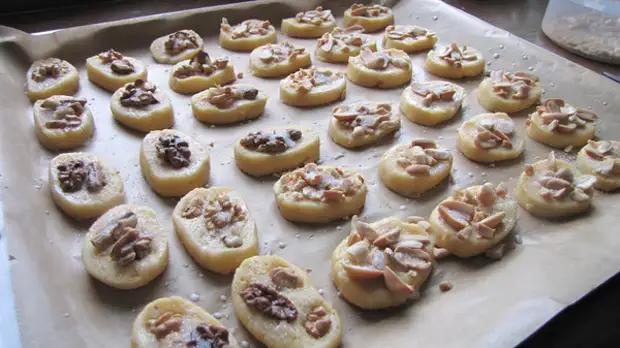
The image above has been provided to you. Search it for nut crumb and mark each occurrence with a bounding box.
[439,281,453,292]
[564,145,573,152]
[237,72,244,79]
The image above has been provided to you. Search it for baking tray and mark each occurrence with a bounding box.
[1,0,620,347]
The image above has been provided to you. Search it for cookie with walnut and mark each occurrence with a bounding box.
[132,296,239,348]
[457,113,524,163]
[169,51,236,94]
[526,98,596,148]
[110,79,174,132]
[331,216,435,309]
[280,68,346,107]
[49,152,124,220]
[478,70,542,113]
[347,48,412,89]
[232,255,342,348]
[281,6,336,38]
[315,25,376,64]
[86,49,147,92]
[140,130,210,197]
[429,183,518,257]
[191,84,267,124]
[273,163,367,223]
[577,140,620,191]
[400,81,466,126]
[150,30,204,64]
[383,25,437,53]
[328,102,400,149]
[344,3,394,33]
[250,42,311,78]
[424,43,485,79]
[219,18,277,52]
[81,204,168,290]
[33,95,94,150]
[26,58,79,101]
[172,187,259,274]
[234,126,320,177]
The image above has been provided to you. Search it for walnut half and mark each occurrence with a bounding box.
[187,323,230,348]
[304,306,331,339]
[90,211,153,266]
[120,79,159,107]
[240,129,302,153]
[41,97,87,130]
[240,281,298,322]
[156,134,191,169]
[57,159,107,193]
[31,58,66,82]
[165,30,199,55]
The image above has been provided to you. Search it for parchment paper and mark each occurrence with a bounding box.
[1,1,620,347]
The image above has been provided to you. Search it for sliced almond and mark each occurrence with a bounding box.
[571,189,591,203]
[383,266,415,296]
[373,228,401,248]
[575,108,597,122]
[394,239,424,250]
[556,123,577,133]
[474,222,495,239]
[477,183,496,207]
[433,247,450,259]
[332,107,358,121]
[574,175,597,191]
[343,262,383,280]
[456,225,474,240]
[554,167,574,182]
[440,200,475,215]
[389,249,432,271]
[352,215,378,242]
[371,248,386,270]
[438,205,469,231]
[543,177,572,190]
[406,164,431,176]
[547,152,557,172]
[405,216,425,223]
[478,212,505,229]
[345,240,371,264]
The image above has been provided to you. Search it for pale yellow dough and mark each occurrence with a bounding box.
[527,98,596,148]
[140,130,210,197]
[81,204,168,290]
[86,50,148,92]
[379,139,453,197]
[273,163,368,223]
[457,112,525,163]
[424,43,485,79]
[26,58,79,101]
[280,68,346,107]
[131,296,239,348]
[110,80,174,132]
[516,152,596,217]
[347,48,412,89]
[33,95,95,150]
[430,183,518,257]
[219,18,277,52]
[172,187,259,274]
[343,4,394,33]
[169,52,236,94]
[191,84,267,124]
[399,81,466,126]
[577,140,620,191]
[315,25,377,64]
[281,7,336,38]
[150,30,204,64]
[232,255,342,348]
[234,126,320,177]
[328,101,401,149]
[249,42,311,78]
[49,152,124,220]
[478,70,542,113]
[383,25,437,53]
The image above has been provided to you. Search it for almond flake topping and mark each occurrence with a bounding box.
[385,25,435,41]
[410,82,458,107]
[332,103,396,137]
[584,140,620,177]
[317,25,369,52]
[258,42,306,64]
[529,152,596,202]
[438,43,478,67]
[295,6,333,25]
[474,116,516,150]
[396,139,452,177]
[359,48,410,70]
[349,3,390,17]
[221,18,272,39]
[531,98,596,134]
[489,70,539,100]
[287,68,341,93]
[280,163,364,203]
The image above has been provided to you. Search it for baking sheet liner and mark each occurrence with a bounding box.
[1,0,619,347]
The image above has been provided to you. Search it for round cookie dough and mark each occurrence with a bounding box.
[315,25,377,64]
[577,140,620,191]
[424,43,485,79]
[110,79,174,132]
[526,98,596,148]
[457,112,525,163]
[249,41,311,78]
[86,49,148,92]
[347,48,412,89]
[478,70,542,113]
[280,68,346,107]
[169,51,236,94]
[400,81,466,126]
[26,58,79,101]
[191,84,267,124]
[281,6,336,38]
[328,101,400,149]
[343,3,394,33]
[33,95,94,150]
[150,30,204,64]
[219,18,277,52]
[383,25,437,53]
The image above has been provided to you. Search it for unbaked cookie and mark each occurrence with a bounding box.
[331,216,435,309]
[169,52,236,94]
[150,30,204,64]
[516,152,596,217]
[249,42,311,78]
[526,98,596,148]
[219,18,276,52]
[110,79,174,132]
[383,25,437,53]
[82,204,168,290]
[478,70,542,113]
[400,81,466,126]
[343,3,394,33]
[379,139,453,197]
[273,163,367,223]
[328,102,400,149]
[49,152,124,220]
[33,96,94,150]
[26,58,79,101]
[172,187,259,274]
[424,43,485,79]
[281,6,336,38]
[315,25,376,64]
[347,48,412,88]
[191,84,267,124]
[457,112,524,163]
[429,183,517,257]
[140,130,210,197]
[86,49,147,92]
[131,296,239,348]
[577,140,620,191]
[232,255,342,348]
[234,126,320,176]
[280,68,346,107]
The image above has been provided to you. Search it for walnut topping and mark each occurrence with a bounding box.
[156,135,191,169]
[240,129,302,154]
[97,49,135,75]
[288,68,340,93]
[438,43,478,67]
[148,312,184,339]
[206,85,259,109]
[279,163,364,202]
[187,324,230,348]
[474,117,516,150]
[530,152,596,202]
[120,79,159,107]
[395,139,452,177]
[489,70,538,100]
[271,267,302,289]
[349,3,390,17]
[240,281,298,322]
[584,140,620,176]
[359,48,410,70]
[332,103,396,137]
[182,197,204,219]
[531,98,596,134]
[204,193,246,230]
[318,25,368,53]
[40,97,87,130]
[295,6,333,25]
[164,30,199,55]
[221,18,272,39]
[57,159,107,193]
[304,306,331,339]
[31,58,67,82]
[258,42,306,64]
[173,51,229,79]
[90,211,152,266]
[385,25,434,41]
[410,82,457,107]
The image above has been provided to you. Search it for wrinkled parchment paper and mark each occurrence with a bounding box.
[1,1,620,347]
